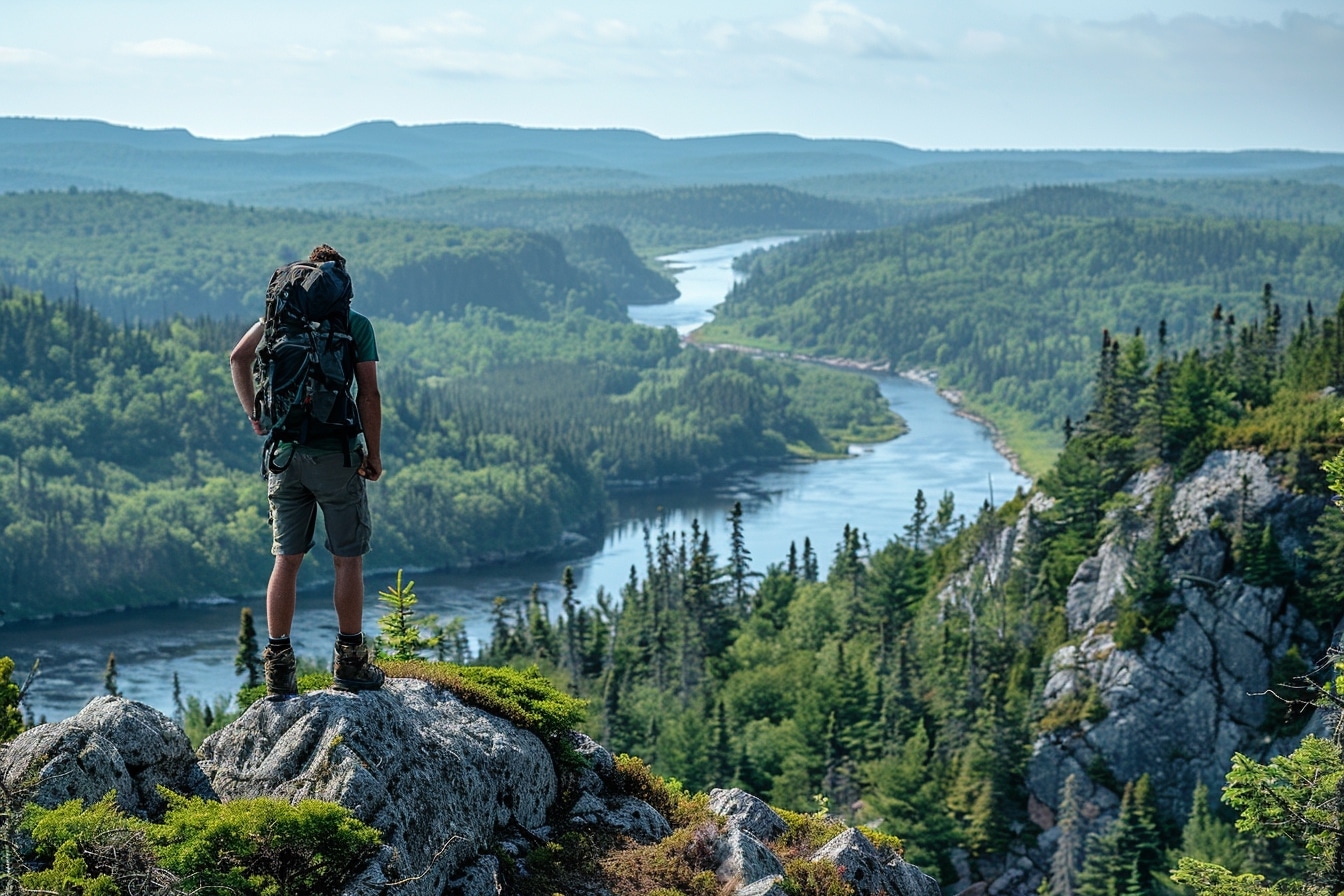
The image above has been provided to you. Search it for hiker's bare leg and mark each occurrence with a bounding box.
[333,554,365,634]
[267,554,304,639]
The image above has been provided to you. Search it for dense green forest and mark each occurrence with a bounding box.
[365,184,913,255]
[0,287,899,622]
[1109,179,1344,226]
[701,185,1344,474]
[553,225,680,304]
[478,278,1344,889]
[0,190,677,321]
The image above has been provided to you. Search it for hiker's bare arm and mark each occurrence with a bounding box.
[230,322,265,435]
[354,360,382,481]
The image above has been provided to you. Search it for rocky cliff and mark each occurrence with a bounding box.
[944,450,1331,894]
[2,681,942,896]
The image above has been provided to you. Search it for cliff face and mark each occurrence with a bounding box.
[2,683,942,896]
[977,450,1330,893]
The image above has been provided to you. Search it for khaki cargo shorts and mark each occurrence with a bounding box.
[267,448,372,557]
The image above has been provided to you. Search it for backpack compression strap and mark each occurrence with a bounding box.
[261,433,293,476]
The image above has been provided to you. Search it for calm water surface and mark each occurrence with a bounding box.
[3,237,1028,722]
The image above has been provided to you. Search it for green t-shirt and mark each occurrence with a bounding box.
[286,310,378,456]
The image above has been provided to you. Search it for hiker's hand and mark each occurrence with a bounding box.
[359,453,382,481]
[249,416,265,435]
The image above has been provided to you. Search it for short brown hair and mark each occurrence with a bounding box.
[309,244,345,268]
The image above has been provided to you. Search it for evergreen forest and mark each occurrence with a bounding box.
[0,283,898,622]
[478,280,1344,891]
[701,185,1344,474]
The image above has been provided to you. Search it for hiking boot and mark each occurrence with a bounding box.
[263,644,297,700]
[332,637,385,692]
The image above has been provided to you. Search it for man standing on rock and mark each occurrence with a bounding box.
[229,244,385,699]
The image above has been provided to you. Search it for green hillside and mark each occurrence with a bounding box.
[699,186,1344,474]
[1109,178,1344,225]
[0,190,632,322]
[365,183,901,255]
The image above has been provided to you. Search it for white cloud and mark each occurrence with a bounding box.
[0,46,49,65]
[1033,11,1344,65]
[118,38,217,59]
[772,1,928,59]
[521,11,638,46]
[377,11,486,44]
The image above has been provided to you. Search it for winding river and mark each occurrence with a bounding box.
[5,237,1029,722]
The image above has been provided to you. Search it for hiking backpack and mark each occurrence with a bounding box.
[252,260,363,473]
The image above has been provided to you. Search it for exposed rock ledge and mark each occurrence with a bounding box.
[3,684,941,896]
[976,450,1328,895]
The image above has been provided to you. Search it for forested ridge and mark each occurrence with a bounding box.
[701,185,1344,473]
[0,190,677,321]
[365,183,906,255]
[0,288,899,623]
[479,279,1344,890]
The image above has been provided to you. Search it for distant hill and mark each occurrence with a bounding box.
[0,190,663,321]
[366,184,902,254]
[2,117,1341,210]
[1107,178,1344,225]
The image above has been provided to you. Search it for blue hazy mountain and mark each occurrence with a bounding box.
[2,117,1341,209]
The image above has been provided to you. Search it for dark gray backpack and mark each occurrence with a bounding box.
[252,261,362,473]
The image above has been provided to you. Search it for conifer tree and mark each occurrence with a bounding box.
[234,606,261,688]
[562,565,579,677]
[1174,781,1244,875]
[728,501,753,612]
[905,489,929,550]
[171,671,185,726]
[377,570,440,661]
[103,652,119,698]
[1050,774,1085,896]
[802,537,819,582]
[1076,776,1164,896]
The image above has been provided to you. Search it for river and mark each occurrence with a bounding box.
[3,236,1029,722]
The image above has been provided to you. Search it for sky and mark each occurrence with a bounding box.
[1,1,1341,151]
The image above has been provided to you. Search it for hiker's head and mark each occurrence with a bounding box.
[309,245,346,269]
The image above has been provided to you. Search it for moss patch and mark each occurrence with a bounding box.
[237,661,587,744]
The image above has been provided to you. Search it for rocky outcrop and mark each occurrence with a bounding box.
[709,786,789,841]
[0,696,213,818]
[811,827,941,896]
[3,696,945,896]
[1017,450,1330,892]
[936,491,1053,614]
[703,788,940,896]
[198,678,556,896]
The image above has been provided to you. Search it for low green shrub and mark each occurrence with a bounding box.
[599,822,721,896]
[773,807,848,857]
[385,661,588,740]
[781,857,857,896]
[151,791,381,896]
[21,795,152,896]
[21,789,380,896]
[610,754,713,828]
[1038,685,1109,733]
